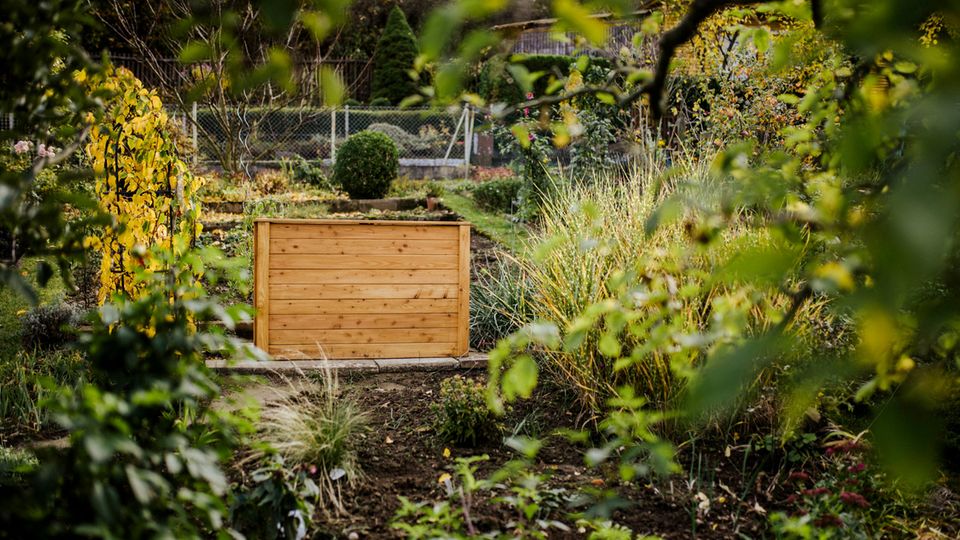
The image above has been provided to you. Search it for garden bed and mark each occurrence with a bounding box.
[225,370,782,539]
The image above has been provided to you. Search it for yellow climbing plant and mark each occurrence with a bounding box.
[83,66,204,302]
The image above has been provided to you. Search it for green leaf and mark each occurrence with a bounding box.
[599,331,621,358]
[319,66,344,106]
[553,0,608,45]
[502,354,538,401]
[179,42,212,64]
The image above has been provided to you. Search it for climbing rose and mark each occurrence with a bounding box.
[37,143,58,159]
[12,140,31,154]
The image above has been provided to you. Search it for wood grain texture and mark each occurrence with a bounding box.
[269,269,458,284]
[255,219,469,359]
[456,224,471,356]
[271,298,458,315]
[254,221,270,349]
[269,342,457,359]
[270,254,458,270]
[270,223,457,240]
[269,313,457,331]
[270,284,457,300]
[271,238,457,255]
[270,327,456,345]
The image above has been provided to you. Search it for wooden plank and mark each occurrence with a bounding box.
[254,221,270,351]
[271,298,457,315]
[257,218,461,227]
[269,342,457,359]
[270,313,457,331]
[271,238,457,255]
[270,327,456,345]
[456,224,470,356]
[269,269,458,284]
[270,253,458,270]
[270,284,457,300]
[271,223,458,240]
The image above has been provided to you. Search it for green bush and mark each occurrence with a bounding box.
[472,178,523,214]
[343,98,362,106]
[333,130,399,199]
[283,157,331,190]
[431,375,504,447]
[370,6,419,105]
[368,96,391,107]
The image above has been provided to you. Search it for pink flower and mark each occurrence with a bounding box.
[308,465,317,475]
[12,140,31,154]
[840,491,870,508]
[36,143,58,159]
[801,487,830,497]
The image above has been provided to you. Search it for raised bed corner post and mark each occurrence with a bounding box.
[456,223,471,356]
[254,220,271,353]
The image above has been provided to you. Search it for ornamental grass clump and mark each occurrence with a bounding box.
[255,371,368,514]
[519,156,830,413]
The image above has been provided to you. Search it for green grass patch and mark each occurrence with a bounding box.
[440,192,530,253]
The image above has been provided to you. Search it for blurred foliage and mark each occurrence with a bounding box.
[0,0,103,302]
[0,248,261,537]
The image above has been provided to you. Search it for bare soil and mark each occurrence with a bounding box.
[296,370,780,539]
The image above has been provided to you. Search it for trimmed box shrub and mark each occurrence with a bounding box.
[333,131,399,199]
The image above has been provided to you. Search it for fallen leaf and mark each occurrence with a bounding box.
[385,436,394,444]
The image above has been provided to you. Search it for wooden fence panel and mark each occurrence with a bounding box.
[254,218,470,359]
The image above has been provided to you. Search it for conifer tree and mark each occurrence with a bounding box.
[370,5,419,105]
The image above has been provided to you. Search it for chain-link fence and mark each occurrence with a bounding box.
[181,105,476,170]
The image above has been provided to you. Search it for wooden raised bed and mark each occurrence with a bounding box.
[253,218,470,359]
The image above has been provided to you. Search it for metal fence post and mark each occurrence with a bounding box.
[344,104,350,140]
[463,106,474,178]
[191,102,198,165]
[330,107,337,162]
[7,113,13,131]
